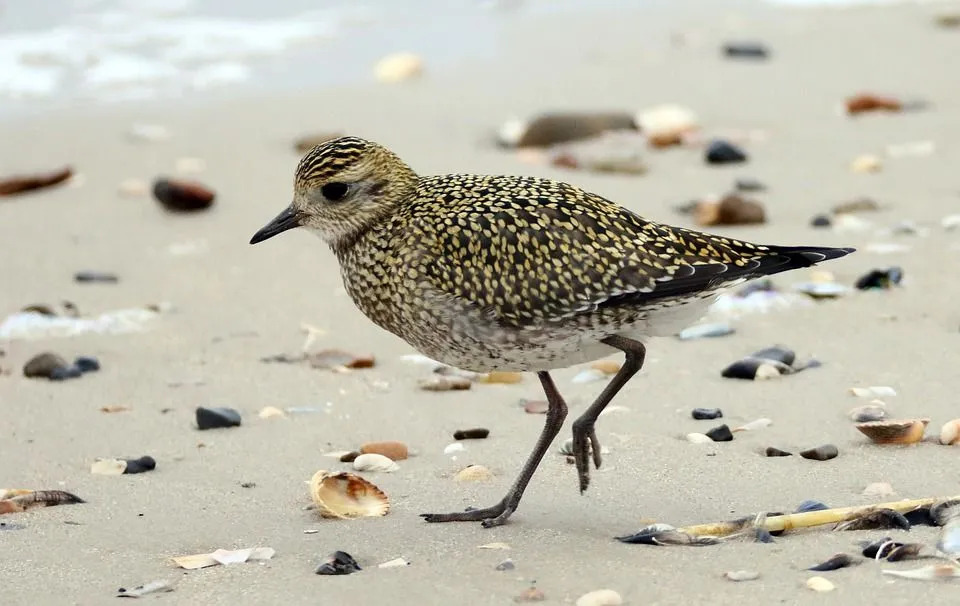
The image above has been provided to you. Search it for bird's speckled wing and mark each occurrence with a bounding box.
[404,174,772,328]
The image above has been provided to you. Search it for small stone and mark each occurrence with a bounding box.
[590,360,621,375]
[850,154,882,173]
[849,404,887,423]
[696,194,765,226]
[49,365,83,381]
[74,271,118,284]
[315,551,361,575]
[855,267,903,290]
[706,424,733,442]
[522,399,548,414]
[810,214,832,228]
[800,444,838,461]
[455,465,493,482]
[480,371,523,384]
[73,356,100,373]
[123,455,157,474]
[677,322,734,340]
[195,406,242,430]
[722,42,769,59]
[705,140,747,164]
[443,442,466,455]
[863,482,895,497]
[152,177,215,212]
[692,407,723,420]
[419,376,471,391]
[845,94,902,115]
[935,13,960,27]
[515,587,545,603]
[339,451,361,463]
[377,557,409,569]
[764,447,792,457]
[495,559,515,571]
[734,178,765,192]
[374,52,423,83]
[352,453,399,472]
[453,428,490,440]
[575,589,623,606]
[360,441,409,461]
[805,576,835,592]
[724,570,760,582]
[686,433,713,444]
[23,352,69,378]
[258,406,287,419]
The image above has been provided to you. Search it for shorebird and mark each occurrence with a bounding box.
[250,136,854,528]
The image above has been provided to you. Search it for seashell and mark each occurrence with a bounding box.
[723,42,769,59]
[849,385,897,398]
[591,360,621,375]
[378,557,409,569]
[616,523,722,546]
[315,550,361,575]
[855,418,928,445]
[74,271,118,284]
[497,112,636,148]
[515,587,546,602]
[724,570,760,582]
[23,352,68,378]
[706,424,733,442]
[294,132,342,154]
[887,543,926,562]
[799,444,838,461]
[808,553,857,571]
[691,407,722,420]
[453,428,489,440]
[686,433,713,444]
[796,500,829,513]
[764,447,792,457]
[937,518,960,557]
[360,441,408,461]
[930,500,960,526]
[862,537,902,559]
[734,418,772,432]
[849,404,887,423]
[635,104,699,142]
[695,194,765,227]
[805,576,835,592]
[572,368,607,384]
[939,420,960,445]
[705,140,747,165]
[455,465,493,482]
[942,214,960,231]
[152,177,215,212]
[862,482,895,498]
[836,508,909,531]
[575,589,623,606]
[374,52,423,83]
[904,507,936,527]
[309,470,389,518]
[418,376,471,391]
[0,166,72,196]
[495,559,515,571]
[845,93,902,115]
[677,322,734,340]
[855,267,903,290]
[91,458,127,475]
[352,453,399,473]
[881,564,960,581]
[521,399,548,414]
[443,442,465,455]
[479,370,523,384]
[721,357,791,380]
[116,580,174,598]
[478,542,511,550]
[258,406,287,419]
[307,349,375,370]
[850,154,882,173]
[195,406,241,430]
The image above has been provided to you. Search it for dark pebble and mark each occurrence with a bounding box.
[735,178,766,192]
[339,451,361,463]
[49,365,83,381]
[722,42,769,59]
[810,214,832,228]
[315,551,361,575]
[799,444,838,461]
[764,447,792,457]
[706,140,747,165]
[706,424,733,442]
[73,356,100,373]
[808,553,856,571]
[495,559,515,571]
[195,406,242,430]
[855,267,903,290]
[751,345,795,366]
[453,428,490,440]
[795,500,829,513]
[904,507,935,527]
[692,407,723,420]
[721,357,791,380]
[123,456,156,474]
[74,271,118,284]
[152,177,216,212]
[861,537,901,559]
[23,352,69,378]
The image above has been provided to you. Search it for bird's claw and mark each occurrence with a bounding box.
[572,422,602,493]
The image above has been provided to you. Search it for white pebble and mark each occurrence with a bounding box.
[806,576,835,592]
[942,214,960,231]
[374,52,423,83]
[572,368,606,384]
[849,386,897,398]
[443,442,465,455]
[686,433,713,444]
[862,482,895,497]
[175,157,206,174]
[850,154,882,173]
[378,557,410,568]
[575,589,623,606]
[735,418,772,432]
[724,570,760,582]
[352,453,399,472]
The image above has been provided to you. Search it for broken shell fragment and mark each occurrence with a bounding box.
[0,489,84,513]
[309,470,389,518]
[850,154,882,173]
[887,543,927,562]
[677,322,734,340]
[0,166,73,196]
[359,441,408,461]
[374,52,422,83]
[522,399,548,414]
[856,419,928,445]
[686,433,713,444]
[352,453,399,473]
[845,93,903,115]
[862,537,902,559]
[308,349,375,370]
[480,371,523,384]
[455,465,494,482]
[734,418,772,432]
[849,386,897,398]
[799,444,838,461]
[939,420,960,445]
[809,553,857,571]
[315,550,361,575]
[152,177,215,212]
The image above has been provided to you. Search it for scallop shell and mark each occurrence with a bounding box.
[856,418,929,445]
[309,470,389,519]
[939,419,960,445]
[455,465,494,482]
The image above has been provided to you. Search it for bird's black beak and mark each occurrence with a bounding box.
[250,205,301,244]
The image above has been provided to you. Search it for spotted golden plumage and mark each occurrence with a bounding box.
[251,136,854,528]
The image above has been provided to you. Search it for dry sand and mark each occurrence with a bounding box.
[3,2,960,604]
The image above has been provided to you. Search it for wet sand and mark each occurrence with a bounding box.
[3,2,960,604]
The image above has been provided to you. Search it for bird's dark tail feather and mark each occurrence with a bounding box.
[757,245,856,277]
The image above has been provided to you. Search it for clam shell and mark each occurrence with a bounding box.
[856,419,929,445]
[455,465,493,482]
[352,453,399,473]
[309,470,389,518]
[939,419,960,445]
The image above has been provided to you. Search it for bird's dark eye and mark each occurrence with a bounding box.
[321,182,350,202]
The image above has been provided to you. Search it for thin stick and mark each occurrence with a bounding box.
[678,495,960,538]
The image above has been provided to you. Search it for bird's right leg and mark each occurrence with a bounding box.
[420,371,568,528]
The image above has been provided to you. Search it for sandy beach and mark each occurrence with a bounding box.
[3,1,960,603]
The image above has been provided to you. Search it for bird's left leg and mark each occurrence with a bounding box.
[571,335,646,493]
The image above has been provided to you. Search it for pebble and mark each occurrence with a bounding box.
[863,482,895,497]
[522,399,549,414]
[352,453,399,472]
[705,140,747,164]
[695,194,765,226]
[152,177,215,212]
[455,465,493,482]
[939,419,960,445]
[49,365,83,381]
[686,433,713,444]
[810,214,832,228]
[495,559,515,571]
[74,271,118,284]
[850,154,882,173]
[443,443,466,455]
[735,178,766,192]
[419,376,471,391]
[677,322,734,340]
[73,356,100,373]
[195,406,242,430]
[339,451,361,463]
[0,166,73,196]
[515,587,545,602]
[315,551,361,575]
[805,576,836,592]
[691,407,722,420]
[360,441,409,461]
[635,104,699,145]
[497,112,636,148]
[800,444,838,461]
[374,52,423,83]
[721,357,790,380]
[706,424,733,442]
[124,455,157,474]
[23,352,69,379]
[453,428,490,440]
[849,386,897,398]
[575,589,623,606]
[849,404,887,423]
[724,570,760,582]
[855,267,903,290]
[722,42,769,59]
[845,93,902,115]
[765,447,792,457]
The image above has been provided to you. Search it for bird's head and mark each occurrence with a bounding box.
[250,136,417,250]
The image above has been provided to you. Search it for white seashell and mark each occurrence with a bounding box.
[832,214,874,233]
[635,104,699,138]
[862,482,895,497]
[455,465,493,482]
[849,386,897,398]
[352,453,399,472]
[127,123,171,142]
[850,154,882,173]
[677,322,735,340]
[117,178,148,197]
[942,214,960,231]
[734,418,772,432]
[309,470,389,518]
[575,589,623,606]
[881,564,960,580]
[378,557,410,568]
[685,433,713,444]
[724,570,760,582]
[939,419,960,445]
[91,458,127,475]
[374,52,423,83]
[258,406,287,419]
[443,442,466,455]
[478,542,511,550]
[572,368,606,384]
[805,576,835,592]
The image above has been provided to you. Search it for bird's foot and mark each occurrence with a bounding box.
[571,420,602,493]
[420,500,515,528]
